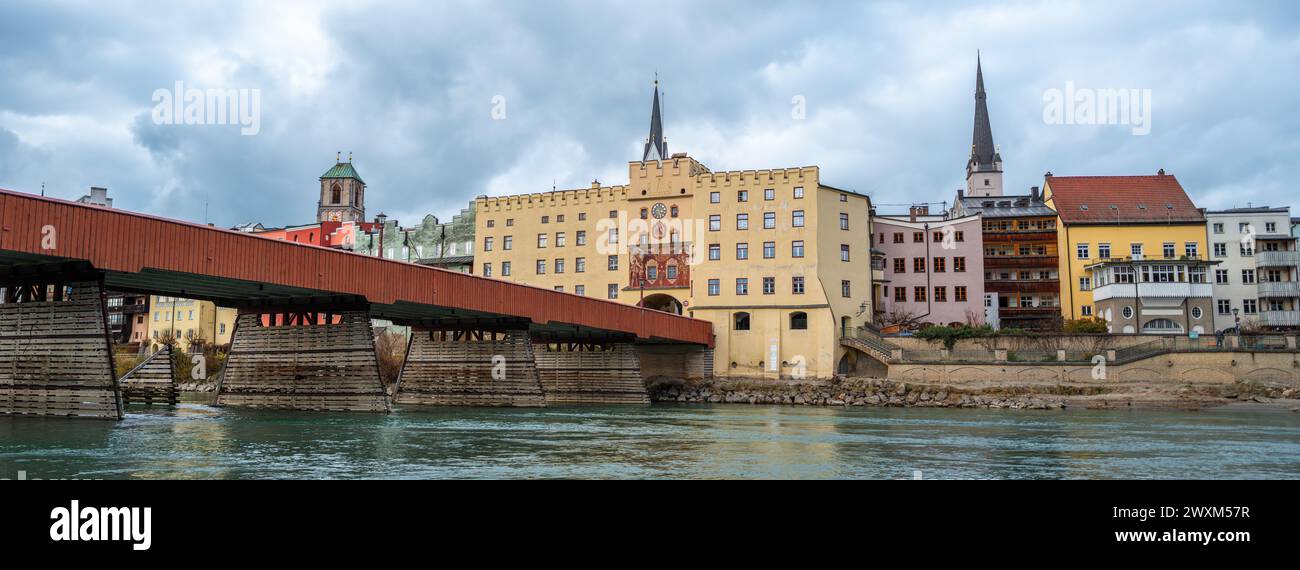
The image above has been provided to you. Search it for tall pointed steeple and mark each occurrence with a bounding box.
[966,52,1004,197]
[642,77,668,162]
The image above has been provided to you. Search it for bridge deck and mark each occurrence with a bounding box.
[0,189,713,346]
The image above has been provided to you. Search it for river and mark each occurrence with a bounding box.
[2,399,1298,479]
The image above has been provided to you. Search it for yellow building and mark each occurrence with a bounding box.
[145,296,238,352]
[473,83,874,379]
[1044,172,1216,334]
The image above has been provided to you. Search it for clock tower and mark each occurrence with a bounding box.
[317,153,366,223]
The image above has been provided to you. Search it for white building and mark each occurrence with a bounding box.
[76,186,112,207]
[1206,207,1300,332]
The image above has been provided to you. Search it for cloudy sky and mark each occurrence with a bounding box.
[2,0,1298,228]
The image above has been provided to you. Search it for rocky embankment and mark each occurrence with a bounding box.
[648,377,1300,411]
[177,381,217,393]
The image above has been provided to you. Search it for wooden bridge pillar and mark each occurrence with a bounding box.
[215,307,389,412]
[533,342,650,405]
[119,345,178,406]
[393,328,546,407]
[0,267,122,419]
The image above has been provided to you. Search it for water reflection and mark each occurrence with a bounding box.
[2,402,1298,480]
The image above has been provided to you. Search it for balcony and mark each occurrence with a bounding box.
[986,280,1060,294]
[1256,251,1300,267]
[1258,310,1300,327]
[1258,281,1300,298]
[985,255,1058,269]
[1091,282,1214,302]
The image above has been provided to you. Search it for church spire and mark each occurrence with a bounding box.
[969,51,1000,172]
[641,77,668,162]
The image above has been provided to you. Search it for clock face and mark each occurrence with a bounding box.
[651,203,668,219]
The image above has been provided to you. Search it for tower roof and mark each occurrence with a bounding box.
[970,53,1000,170]
[321,159,364,183]
[641,80,668,162]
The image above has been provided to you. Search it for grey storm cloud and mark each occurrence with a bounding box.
[1,0,1298,227]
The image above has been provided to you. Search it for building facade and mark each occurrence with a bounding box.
[1045,172,1216,334]
[873,207,985,329]
[954,189,1060,330]
[106,292,150,345]
[145,296,238,352]
[317,154,366,223]
[355,206,477,272]
[473,82,875,379]
[1206,207,1300,331]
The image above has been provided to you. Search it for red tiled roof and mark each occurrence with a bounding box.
[1045,174,1204,225]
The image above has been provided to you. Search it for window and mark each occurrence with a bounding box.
[933,286,947,302]
[486,219,495,229]
[554,286,564,292]
[1217,300,1232,315]
[1163,242,1176,259]
[541,215,549,224]
[578,212,587,221]
[736,213,749,230]
[1142,318,1183,333]
[793,187,804,199]
[1192,307,1203,320]
[1240,242,1254,256]
[955,286,968,303]
[792,210,805,227]
[1131,243,1144,259]
[670,205,678,218]
[555,232,566,247]
[502,261,511,276]
[913,257,926,273]
[789,312,808,330]
[575,257,586,273]
[707,279,720,296]
[955,231,964,243]
[708,244,721,260]
[537,234,547,248]
[763,277,775,295]
[609,210,618,219]
[892,232,904,244]
[1115,266,1135,283]
[710,191,720,203]
[1214,243,1227,257]
[954,257,966,272]
[841,280,851,298]
[913,232,924,243]
[1079,277,1091,291]
[607,255,618,270]
[733,312,751,331]
[839,213,849,230]
[1098,243,1111,259]
[1266,222,1277,233]
[1077,243,1090,259]
[709,215,721,231]
[914,287,927,302]
[763,241,776,259]
[792,241,805,258]
[893,258,906,273]
[1081,305,1093,317]
[484,237,494,251]
[737,190,749,202]
[554,259,565,274]
[536,260,546,274]
[607,284,618,299]
[736,278,749,295]
[608,228,618,245]
[557,214,565,223]
[792,276,805,294]
[894,288,907,302]
[1122,306,1134,319]
[576,231,587,246]
[763,212,775,229]
[764,188,775,201]
[639,208,649,220]
[1242,269,1256,284]
[840,245,850,262]
[503,236,513,250]
[1215,270,1228,284]
[506,218,514,227]
[645,264,656,280]
[1185,242,1199,258]
[840,194,848,202]
[1243,299,1258,314]
[933,257,946,272]
[667,263,678,280]
[483,263,493,277]
[1212,223,1224,234]
[736,243,749,260]
[933,231,944,242]
[575,285,585,296]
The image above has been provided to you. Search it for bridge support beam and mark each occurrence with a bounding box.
[394,329,546,407]
[533,342,650,405]
[0,270,122,419]
[119,345,177,406]
[216,309,390,412]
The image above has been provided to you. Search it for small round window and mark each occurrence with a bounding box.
[1122,306,1134,319]
[1192,307,1203,319]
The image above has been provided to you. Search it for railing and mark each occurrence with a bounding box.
[1256,251,1300,267]
[985,255,1059,269]
[841,327,898,361]
[1258,281,1300,298]
[985,280,1061,294]
[1259,310,1300,327]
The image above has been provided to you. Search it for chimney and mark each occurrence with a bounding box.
[1157,168,1166,176]
[909,204,929,222]
[591,180,601,189]
[1044,171,1053,178]
[1031,186,1040,201]
[957,188,965,199]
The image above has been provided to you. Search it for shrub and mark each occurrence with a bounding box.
[914,324,995,349]
[1062,318,1108,334]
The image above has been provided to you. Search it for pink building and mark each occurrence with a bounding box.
[874,207,986,328]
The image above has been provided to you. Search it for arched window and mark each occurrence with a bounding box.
[331,183,342,204]
[733,312,750,331]
[1141,318,1183,334]
[790,311,808,330]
